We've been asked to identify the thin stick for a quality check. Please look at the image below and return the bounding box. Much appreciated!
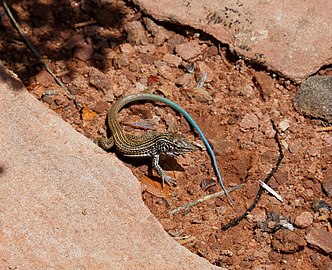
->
[170,184,243,215]
[316,126,332,132]
[258,180,283,202]
[222,120,284,231]
[74,20,97,28]
[3,1,77,104]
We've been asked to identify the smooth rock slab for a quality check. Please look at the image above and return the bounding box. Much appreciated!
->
[133,0,332,82]
[293,76,332,123]
[0,65,219,269]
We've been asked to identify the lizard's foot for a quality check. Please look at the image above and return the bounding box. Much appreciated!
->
[162,174,177,188]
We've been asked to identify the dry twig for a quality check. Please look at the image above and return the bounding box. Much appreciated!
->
[170,184,243,215]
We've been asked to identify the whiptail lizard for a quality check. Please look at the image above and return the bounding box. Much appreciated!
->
[95,93,236,206]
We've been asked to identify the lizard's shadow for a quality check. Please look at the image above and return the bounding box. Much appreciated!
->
[116,152,186,171]
[114,152,186,183]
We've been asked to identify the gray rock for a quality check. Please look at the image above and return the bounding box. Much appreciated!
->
[293,76,332,123]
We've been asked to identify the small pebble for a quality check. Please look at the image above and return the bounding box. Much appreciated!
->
[175,73,191,87]
[294,211,313,228]
[124,21,148,46]
[239,113,259,130]
[241,85,254,97]
[278,119,290,132]
[120,43,135,54]
[36,70,54,86]
[175,40,206,61]
[159,218,178,231]
[113,54,129,69]
[89,67,112,95]
[163,53,182,67]
[272,230,306,253]
[93,101,110,114]
[253,71,275,99]
[74,41,94,61]
[63,34,84,50]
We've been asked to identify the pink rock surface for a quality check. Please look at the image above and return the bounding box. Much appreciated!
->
[0,65,219,269]
[133,0,332,82]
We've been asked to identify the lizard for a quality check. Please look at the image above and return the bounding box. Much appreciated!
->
[94,93,236,206]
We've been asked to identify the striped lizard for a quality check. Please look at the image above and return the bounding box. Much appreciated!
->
[95,93,235,206]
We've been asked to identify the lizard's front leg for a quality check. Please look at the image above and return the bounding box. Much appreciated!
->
[152,154,176,187]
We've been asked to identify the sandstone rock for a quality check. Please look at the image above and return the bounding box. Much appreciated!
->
[197,61,214,83]
[36,69,54,86]
[175,73,192,87]
[163,53,182,67]
[0,64,218,269]
[133,0,332,82]
[305,228,332,254]
[93,100,111,114]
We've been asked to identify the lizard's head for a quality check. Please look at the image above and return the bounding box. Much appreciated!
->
[155,133,195,157]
